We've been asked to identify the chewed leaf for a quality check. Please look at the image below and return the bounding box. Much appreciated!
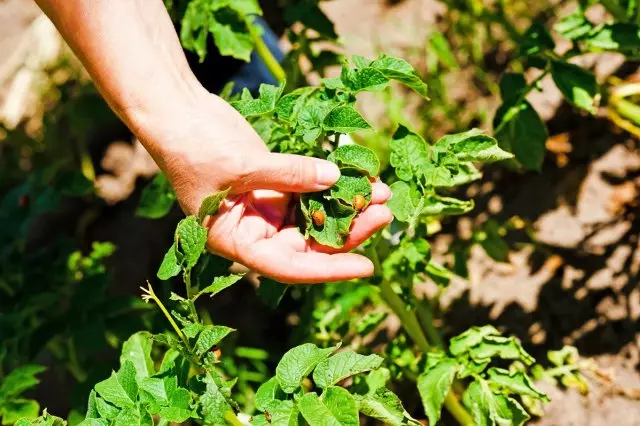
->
[197,188,231,224]
[469,335,535,365]
[301,194,357,248]
[435,130,513,163]
[421,194,474,216]
[312,351,383,388]
[330,169,372,208]
[327,144,380,177]
[354,386,421,426]
[275,343,337,393]
[323,105,372,134]
[487,368,549,401]
[390,125,431,181]
[231,82,285,117]
[450,325,500,356]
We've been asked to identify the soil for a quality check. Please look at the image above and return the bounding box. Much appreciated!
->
[1,0,639,424]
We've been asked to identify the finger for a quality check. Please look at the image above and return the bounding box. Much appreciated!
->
[239,153,340,193]
[311,204,393,253]
[371,181,392,204]
[245,228,374,284]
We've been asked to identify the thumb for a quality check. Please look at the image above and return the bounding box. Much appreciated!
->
[238,153,341,193]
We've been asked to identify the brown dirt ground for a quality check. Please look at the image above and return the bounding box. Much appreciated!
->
[1,0,639,424]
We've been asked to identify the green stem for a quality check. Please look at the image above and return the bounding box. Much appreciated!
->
[142,284,190,350]
[249,20,286,83]
[184,271,199,320]
[601,0,629,21]
[224,411,245,426]
[416,298,445,349]
[366,243,473,425]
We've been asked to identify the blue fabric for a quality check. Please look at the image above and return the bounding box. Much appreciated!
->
[230,17,285,94]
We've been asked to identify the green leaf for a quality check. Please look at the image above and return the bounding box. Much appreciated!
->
[120,332,154,380]
[113,406,152,426]
[494,73,548,171]
[197,188,231,224]
[95,397,120,420]
[14,411,67,426]
[261,400,300,426]
[519,22,555,56]
[487,368,549,401]
[339,65,390,93]
[584,23,640,51]
[276,87,317,122]
[199,374,234,425]
[463,380,530,426]
[382,238,430,280]
[0,365,45,399]
[85,390,100,419]
[298,387,358,426]
[355,311,388,335]
[157,243,182,280]
[176,216,208,270]
[329,169,373,208]
[327,144,380,177]
[425,260,453,287]
[417,357,458,426]
[300,195,357,249]
[388,181,422,224]
[136,173,176,219]
[390,125,431,181]
[550,60,598,114]
[354,387,420,426]
[428,31,459,70]
[94,361,138,409]
[323,105,372,134]
[194,326,235,356]
[555,10,593,40]
[422,194,474,216]
[370,55,428,98]
[197,274,244,298]
[139,375,192,422]
[231,83,285,117]
[313,351,383,388]
[450,325,500,356]
[275,343,336,393]
[469,335,535,365]
[1,399,40,424]
[435,130,513,163]
[255,377,286,412]
[257,278,289,309]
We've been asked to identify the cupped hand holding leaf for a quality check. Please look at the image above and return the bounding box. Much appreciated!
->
[148,92,391,284]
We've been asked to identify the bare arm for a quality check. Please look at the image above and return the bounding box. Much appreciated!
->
[35,0,199,139]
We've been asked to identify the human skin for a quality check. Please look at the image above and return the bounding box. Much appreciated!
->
[35,0,393,284]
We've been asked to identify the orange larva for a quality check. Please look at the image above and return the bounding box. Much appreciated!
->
[353,194,365,211]
[211,345,222,360]
[311,210,325,226]
[265,411,272,422]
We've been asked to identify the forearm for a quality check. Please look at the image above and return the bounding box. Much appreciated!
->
[35,0,204,147]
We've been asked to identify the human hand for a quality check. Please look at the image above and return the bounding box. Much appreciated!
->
[137,90,392,284]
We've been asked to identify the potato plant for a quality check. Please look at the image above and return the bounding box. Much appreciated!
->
[7,0,633,425]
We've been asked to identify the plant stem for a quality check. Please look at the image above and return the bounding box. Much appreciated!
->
[224,411,245,426]
[416,298,445,349]
[141,283,190,350]
[601,0,629,21]
[183,270,199,320]
[366,243,474,425]
[249,20,286,84]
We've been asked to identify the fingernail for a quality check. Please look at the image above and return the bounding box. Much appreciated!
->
[315,161,341,186]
